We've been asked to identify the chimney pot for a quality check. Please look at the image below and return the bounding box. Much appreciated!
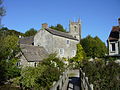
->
[42,23,48,29]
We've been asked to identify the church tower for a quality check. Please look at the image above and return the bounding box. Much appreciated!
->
[69,19,81,41]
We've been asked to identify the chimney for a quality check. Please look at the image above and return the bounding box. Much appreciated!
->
[118,18,120,26]
[42,23,48,29]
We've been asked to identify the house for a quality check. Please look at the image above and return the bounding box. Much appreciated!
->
[34,19,81,58]
[107,18,120,56]
[19,19,81,66]
[18,44,48,67]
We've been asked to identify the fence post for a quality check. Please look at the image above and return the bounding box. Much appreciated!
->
[90,84,93,90]
[79,68,81,90]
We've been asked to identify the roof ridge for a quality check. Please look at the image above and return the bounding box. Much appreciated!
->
[45,28,78,41]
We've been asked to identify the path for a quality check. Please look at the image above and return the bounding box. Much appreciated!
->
[67,69,81,90]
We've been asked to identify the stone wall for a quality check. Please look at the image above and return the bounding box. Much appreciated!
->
[34,29,79,58]
[53,34,79,58]
[20,53,28,67]
[34,29,53,54]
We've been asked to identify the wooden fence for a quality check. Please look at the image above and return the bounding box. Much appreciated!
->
[50,70,69,90]
[80,68,93,90]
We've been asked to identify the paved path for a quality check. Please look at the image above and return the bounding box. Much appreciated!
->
[67,69,81,90]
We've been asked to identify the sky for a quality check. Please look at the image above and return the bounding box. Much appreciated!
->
[2,0,120,43]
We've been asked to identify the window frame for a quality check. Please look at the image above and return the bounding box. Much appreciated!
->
[72,50,76,57]
[59,48,64,56]
[66,40,70,47]
[110,43,116,52]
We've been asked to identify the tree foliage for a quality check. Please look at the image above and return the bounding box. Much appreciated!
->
[69,44,86,69]
[0,0,5,16]
[81,35,107,58]
[0,35,20,84]
[24,28,37,37]
[82,59,120,90]
[0,35,20,60]
[0,27,24,37]
[72,44,86,62]
[50,24,66,32]
[0,0,6,28]
[20,54,65,89]
[5,58,21,80]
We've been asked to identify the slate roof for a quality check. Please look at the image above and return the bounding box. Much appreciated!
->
[19,36,34,45]
[108,26,120,41]
[45,28,78,41]
[20,44,48,62]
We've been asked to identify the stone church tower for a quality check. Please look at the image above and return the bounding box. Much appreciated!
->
[69,19,81,41]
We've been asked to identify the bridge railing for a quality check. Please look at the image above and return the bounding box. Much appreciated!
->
[50,70,69,90]
[80,68,93,90]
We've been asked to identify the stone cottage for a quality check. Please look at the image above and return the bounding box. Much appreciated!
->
[18,36,48,67]
[19,19,81,66]
[107,18,120,56]
[34,19,81,58]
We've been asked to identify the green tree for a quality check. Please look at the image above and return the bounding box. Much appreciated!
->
[0,35,20,83]
[72,44,86,62]
[20,54,65,89]
[81,35,107,58]
[0,60,7,83]
[82,60,120,90]
[24,28,37,37]
[5,58,21,80]
[41,54,65,73]
[4,35,20,59]
[50,24,66,32]
[0,0,6,28]
[69,44,86,69]
[0,27,24,38]
[21,65,46,89]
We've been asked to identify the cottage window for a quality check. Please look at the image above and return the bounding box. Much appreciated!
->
[72,50,76,57]
[34,62,37,67]
[67,40,70,44]
[59,48,64,56]
[17,62,21,66]
[111,43,115,51]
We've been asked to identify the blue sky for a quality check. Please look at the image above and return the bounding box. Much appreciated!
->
[2,0,120,43]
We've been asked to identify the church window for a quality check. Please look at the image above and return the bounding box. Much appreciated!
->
[59,48,64,56]
[111,43,115,51]
[74,26,77,31]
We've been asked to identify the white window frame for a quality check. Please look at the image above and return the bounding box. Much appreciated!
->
[59,48,64,56]
[72,50,76,57]
[110,42,116,52]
